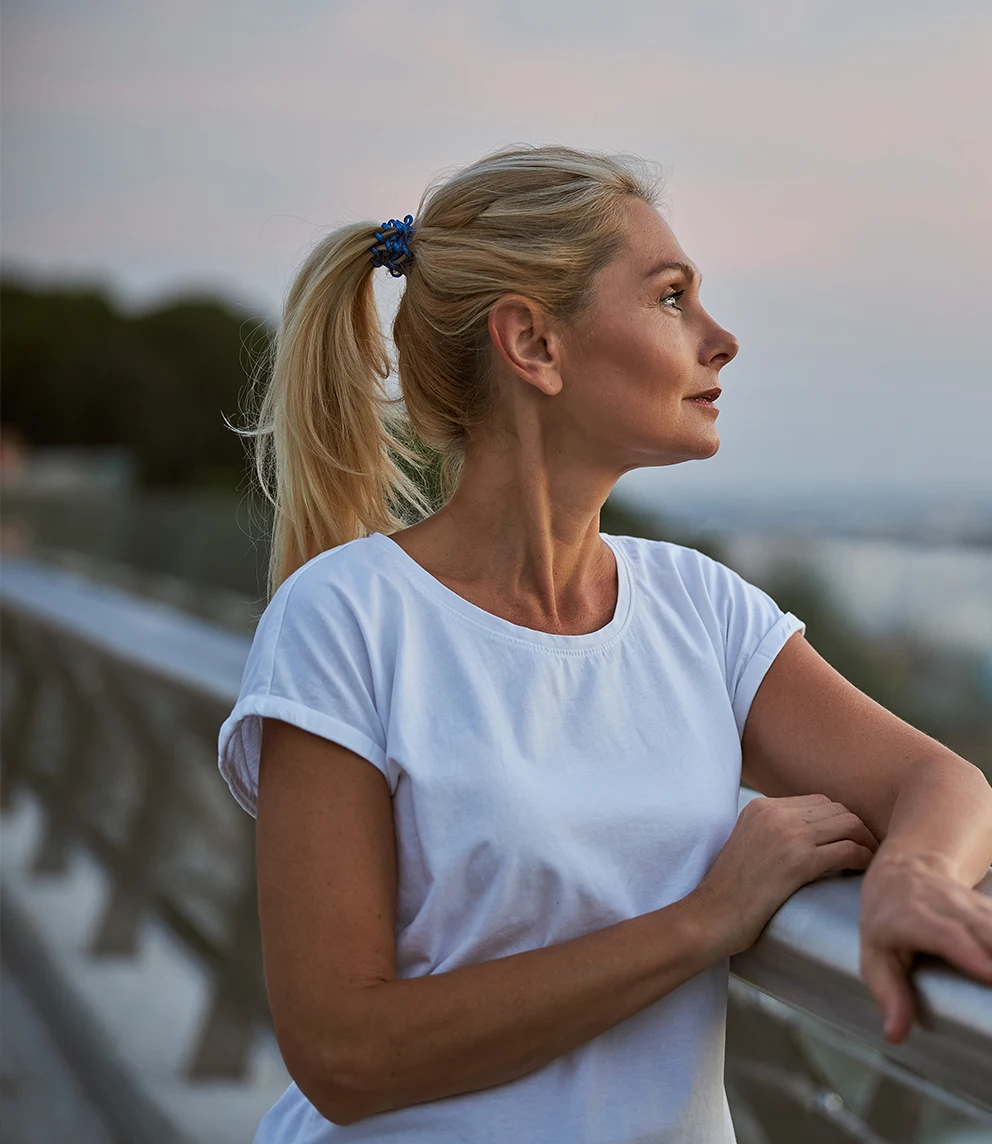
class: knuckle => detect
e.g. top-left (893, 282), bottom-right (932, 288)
top-left (932, 916), bottom-right (962, 941)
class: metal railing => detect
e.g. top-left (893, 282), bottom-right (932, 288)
top-left (2, 554), bottom-right (991, 1142)
top-left (1, 556), bottom-right (263, 1079)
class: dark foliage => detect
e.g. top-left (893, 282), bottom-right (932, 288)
top-left (1, 279), bottom-right (271, 486)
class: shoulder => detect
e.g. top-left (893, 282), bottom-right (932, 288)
top-left (273, 534), bottom-right (389, 605)
top-left (607, 531), bottom-right (732, 590)
top-left (607, 531), bottom-right (777, 622)
top-left (255, 535), bottom-right (391, 642)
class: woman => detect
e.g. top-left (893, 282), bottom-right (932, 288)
top-left (217, 144), bottom-right (992, 1142)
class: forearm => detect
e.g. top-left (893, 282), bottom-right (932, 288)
top-left (319, 891), bottom-right (729, 1124)
top-left (871, 754), bottom-right (992, 887)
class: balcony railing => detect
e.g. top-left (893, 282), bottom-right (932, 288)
top-left (2, 554), bottom-right (990, 1144)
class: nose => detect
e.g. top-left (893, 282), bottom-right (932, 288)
top-left (705, 321), bottom-right (739, 369)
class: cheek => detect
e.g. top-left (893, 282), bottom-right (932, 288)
top-left (594, 317), bottom-right (689, 399)
top-left (564, 300), bottom-right (695, 416)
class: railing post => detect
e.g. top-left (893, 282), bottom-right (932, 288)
top-left (185, 859), bottom-right (265, 1080)
top-left (863, 1076), bottom-right (925, 1143)
top-left (726, 980), bottom-right (892, 1143)
top-left (88, 669), bottom-right (177, 956)
top-left (28, 633), bottom-right (99, 875)
top-left (0, 616), bottom-right (42, 809)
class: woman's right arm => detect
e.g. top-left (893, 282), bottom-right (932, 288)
top-left (255, 718), bottom-right (877, 1127)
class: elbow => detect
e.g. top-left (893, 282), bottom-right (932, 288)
top-left (312, 1098), bottom-right (370, 1129)
top-left (306, 1088), bottom-right (367, 1129)
top-left (282, 1030), bottom-right (383, 1127)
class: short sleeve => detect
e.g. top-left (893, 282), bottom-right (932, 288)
top-left (690, 549), bottom-right (806, 740)
top-left (217, 557), bottom-right (390, 818)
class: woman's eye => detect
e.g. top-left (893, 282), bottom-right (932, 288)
top-left (660, 290), bottom-right (685, 310)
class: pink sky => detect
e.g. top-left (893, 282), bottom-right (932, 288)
top-left (2, 0), bottom-right (990, 497)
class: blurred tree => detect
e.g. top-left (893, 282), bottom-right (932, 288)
top-left (600, 493), bottom-right (730, 564)
top-left (0, 279), bottom-right (271, 487)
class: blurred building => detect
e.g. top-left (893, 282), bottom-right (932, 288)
top-left (0, 429), bottom-right (137, 494)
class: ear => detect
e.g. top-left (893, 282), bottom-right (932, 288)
top-left (487, 295), bottom-right (563, 396)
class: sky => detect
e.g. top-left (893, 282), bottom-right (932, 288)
top-left (2, 0), bottom-right (990, 503)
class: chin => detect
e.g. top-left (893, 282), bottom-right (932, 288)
top-left (683, 434), bottom-right (720, 461)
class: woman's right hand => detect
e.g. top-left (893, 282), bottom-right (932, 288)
top-left (692, 793), bottom-right (880, 957)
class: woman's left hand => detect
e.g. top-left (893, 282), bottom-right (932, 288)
top-left (859, 850), bottom-right (992, 1043)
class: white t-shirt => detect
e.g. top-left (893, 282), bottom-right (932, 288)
top-left (217, 530), bottom-right (805, 1144)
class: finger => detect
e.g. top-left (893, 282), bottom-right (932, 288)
top-left (850, 821), bottom-right (881, 852)
top-left (861, 947), bottom-right (916, 1043)
top-left (963, 895), bottom-right (992, 944)
top-left (932, 919), bottom-right (992, 984)
top-left (886, 982), bottom-right (915, 1043)
top-left (796, 799), bottom-right (852, 825)
top-left (811, 811), bottom-right (877, 852)
top-left (787, 794), bottom-right (842, 808)
top-left (815, 839), bottom-right (873, 877)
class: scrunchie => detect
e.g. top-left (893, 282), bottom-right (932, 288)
top-left (370, 215), bottom-right (415, 277)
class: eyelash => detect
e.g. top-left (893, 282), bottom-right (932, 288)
top-left (660, 290), bottom-right (685, 311)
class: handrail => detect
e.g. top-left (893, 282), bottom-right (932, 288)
top-left (731, 789), bottom-right (992, 1112)
top-left (0, 554), bottom-right (250, 703)
top-left (2, 554), bottom-right (991, 1130)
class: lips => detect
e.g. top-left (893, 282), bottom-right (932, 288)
top-left (686, 387), bottom-right (722, 401)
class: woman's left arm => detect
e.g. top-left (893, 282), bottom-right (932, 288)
top-left (740, 630), bottom-right (992, 1043)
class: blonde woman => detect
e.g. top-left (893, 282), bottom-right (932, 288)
top-left (217, 144), bottom-right (992, 1142)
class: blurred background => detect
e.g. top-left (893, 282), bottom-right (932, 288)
top-left (2, 2), bottom-right (991, 1143)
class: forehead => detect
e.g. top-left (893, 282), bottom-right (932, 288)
top-left (617, 198), bottom-right (696, 283)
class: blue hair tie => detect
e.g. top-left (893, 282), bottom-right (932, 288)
top-left (370, 214), bottom-right (415, 277)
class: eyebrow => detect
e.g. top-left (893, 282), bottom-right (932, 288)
top-left (644, 259), bottom-right (703, 287)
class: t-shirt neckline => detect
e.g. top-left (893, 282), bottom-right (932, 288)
top-left (369, 531), bottom-right (633, 651)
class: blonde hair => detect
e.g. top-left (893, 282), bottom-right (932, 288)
top-left (243, 143), bottom-right (663, 598)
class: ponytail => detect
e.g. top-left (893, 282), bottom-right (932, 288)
top-left (238, 144), bottom-right (661, 601)
top-left (245, 223), bottom-right (435, 599)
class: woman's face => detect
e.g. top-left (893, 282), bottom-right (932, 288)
top-left (558, 196), bottom-right (739, 473)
